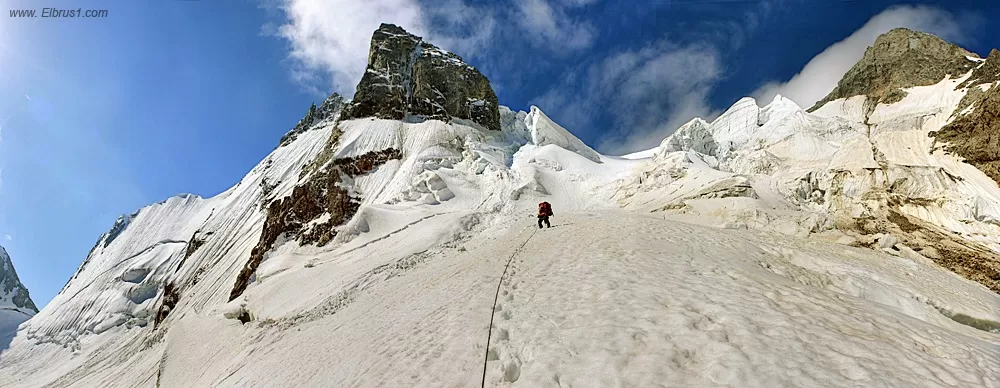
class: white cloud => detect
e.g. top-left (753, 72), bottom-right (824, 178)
top-left (752, 5), bottom-right (974, 108)
top-left (269, 0), bottom-right (496, 96)
top-left (595, 43), bottom-right (723, 154)
top-left (560, 0), bottom-right (601, 7)
top-left (420, 0), bottom-right (496, 58)
top-left (3, 234), bottom-right (10, 241)
top-left (515, 0), bottom-right (596, 52)
top-left (529, 0), bottom-right (794, 155)
top-left (535, 41), bottom-right (723, 155)
top-left (270, 0), bottom-right (426, 96)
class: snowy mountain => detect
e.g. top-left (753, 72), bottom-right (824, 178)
top-left (0, 25), bottom-right (998, 387)
top-left (0, 245), bottom-right (37, 352)
top-left (617, 28), bottom-right (1000, 294)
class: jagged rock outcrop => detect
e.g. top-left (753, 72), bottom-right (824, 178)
top-left (0, 245), bottom-right (37, 313)
top-left (874, 209), bottom-right (1000, 294)
top-left (229, 147), bottom-right (403, 301)
top-left (810, 28), bottom-right (979, 111)
top-left (279, 93), bottom-right (345, 147)
top-left (343, 23), bottom-right (500, 131)
top-left (957, 48), bottom-right (1000, 90)
top-left (931, 82), bottom-right (1000, 184)
top-left (153, 282), bottom-right (179, 327)
top-left (928, 46), bottom-right (1000, 185)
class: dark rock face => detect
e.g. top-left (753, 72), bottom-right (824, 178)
top-left (957, 48), bottom-right (1000, 90)
top-left (883, 210), bottom-right (1000, 294)
top-left (279, 93), bottom-right (345, 147)
top-left (810, 28), bottom-right (978, 112)
top-left (929, 46), bottom-right (1000, 187)
top-left (229, 148), bottom-right (403, 301)
top-left (102, 213), bottom-right (136, 248)
top-left (175, 231), bottom-right (206, 272)
top-left (343, 23), bottom-right (500, 131)
top-left (0, 246), bottom-right (37, 313)
top-left (154, 282), bottom-right (179, 327)
top-left (931, 82), bottom-right (1000, 184)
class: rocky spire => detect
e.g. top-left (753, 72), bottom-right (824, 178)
top-left (279, 93), bottom-right (346, 147)
top-left (0, 245), bottom-right (37, 313)
top-left (342, 23), bottom-right (500, 131)
top-left (809, 28), bottom-right (979, 111)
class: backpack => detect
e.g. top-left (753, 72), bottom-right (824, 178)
top-left (538, 202), bottom-right (552, 216)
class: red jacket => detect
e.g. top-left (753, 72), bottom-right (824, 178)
top-left (538, 202), bottom-right (553, 217)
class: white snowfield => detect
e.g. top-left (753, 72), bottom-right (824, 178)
top-left (2, 76), bottom-right (1000, 387)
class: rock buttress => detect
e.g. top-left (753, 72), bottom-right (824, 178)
top-left (229, 148), bottom-right (402, 301)
top-left (342, 23), bottom-right (500, 131)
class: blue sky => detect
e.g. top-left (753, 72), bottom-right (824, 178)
top-left (0, 0), bottom-right (995, 308)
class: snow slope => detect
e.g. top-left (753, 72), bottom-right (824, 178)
top-left (0, 123), bottom-right (335, 386)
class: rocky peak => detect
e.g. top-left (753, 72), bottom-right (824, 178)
top-left (279, 93), bottom-right (346, 147)
top-left (810, 28), bottom-right (978, 111)
top-left (0, 245), bottom-right (37, 313)
top-left (101, 212), bottom-right (136, 248)
top-left (957, 48), bottom-right (1000, 90)
top-left (343, 23), bottom-right (500, 131)
top-left (931, 47), bottom-right (1000, 186)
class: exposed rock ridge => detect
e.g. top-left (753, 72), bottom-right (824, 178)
top-left (931, 79), bottom-right (1000, 184)
top-left (343, 23), bottom-right (500, 131)
top-left (0, 246), bottom-right (37, 313)
top-left (957, 49), bottom-right (1000, 90)
top-left (279, 93), bottom-right (345, 147)
top-left (809, 28), bottom-right (978, 112)
top-left (229, 147), bottom-right (402, 301)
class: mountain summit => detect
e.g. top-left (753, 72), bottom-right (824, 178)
top-left (810, 27), bottom-right (979, 111)
top-left (0, 246), bottom-right (36, 314)
top-left (343, 23), bottom-right (500, 131)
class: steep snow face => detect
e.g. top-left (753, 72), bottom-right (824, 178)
top-left (27, 193), bottom-right (212, 348)
top-left (525, 106), bottom-right (602, 163)
top-left (0, 120), bottom-right (336, 386)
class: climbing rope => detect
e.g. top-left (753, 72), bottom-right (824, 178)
top-left (481, 226), bottom-right (536, 387)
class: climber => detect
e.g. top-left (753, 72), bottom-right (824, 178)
top-left (537, 201), bottom-right (553, 229)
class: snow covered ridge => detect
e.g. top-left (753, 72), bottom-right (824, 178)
top-left (1, 25), bottom-right (1000, 387)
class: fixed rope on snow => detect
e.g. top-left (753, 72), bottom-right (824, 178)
top-left (481, 227), bottom-right (536, 387)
